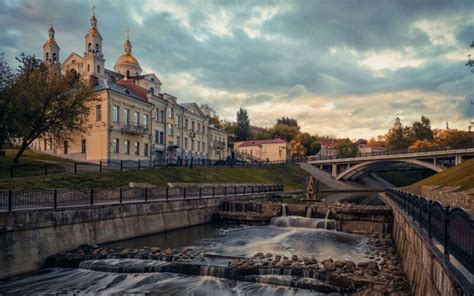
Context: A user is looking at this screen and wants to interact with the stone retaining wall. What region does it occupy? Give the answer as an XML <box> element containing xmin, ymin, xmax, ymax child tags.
<box><xmin>379</xmin><ymin>193</ymin><xmax>464</xmax><ymax>296</ymax></box>
<box><xmin>0</xmin><ymin>194</ymin><xmax>269</xmax><ymax>280</ymax></box>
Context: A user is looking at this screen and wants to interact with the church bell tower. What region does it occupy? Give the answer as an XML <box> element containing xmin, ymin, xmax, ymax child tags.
<box><xmin>83</xmin><ymin>5</ymin><xmax>105</xmax><ymax>79</ymax></box>
<box><xmin>43</xmin><ymin>20</ymin><xmax>60</xmax><ymax>67</ymax></box>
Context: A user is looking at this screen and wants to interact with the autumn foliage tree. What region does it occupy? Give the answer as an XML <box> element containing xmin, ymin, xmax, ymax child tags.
<box><xmin>434</xmin><ymin>129</ymin><xmax>472</xmax><ymax>148</ymax></box>
<box><xmin>290</xmin><ymin>139</ymin><xmax>306</xmax><ymax>157</ymax></box>
<box><xmin>335</xmin><ymin>139</ymin><xmax>358</xmax><ymax>157</ymax></box>
<box><xmin>3</xmin><ymin>54</ymin><xmax>97</xmax><ymax>164</ymax></box>
<box><xmin>0</xmin><ymin>54</ymin><xmax>14</xmax><ymax>152</ymax></box>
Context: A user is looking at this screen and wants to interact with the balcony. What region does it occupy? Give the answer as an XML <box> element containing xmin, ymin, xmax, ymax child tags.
<box><xmin>212</xmin><ymin>141</ymin><xmax>226</xmax><ymax>150</ymax></box>
<box><xmin>121</xmin><ymin>123</ymin><xmax>148</xmax><ymax>135</ymax></box>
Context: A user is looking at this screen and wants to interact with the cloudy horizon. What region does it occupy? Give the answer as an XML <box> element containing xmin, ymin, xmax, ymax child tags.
<box><xmin>1</xmin><ymin>0</ymin><xmax>474</xmax><ymax>139</ymax></box>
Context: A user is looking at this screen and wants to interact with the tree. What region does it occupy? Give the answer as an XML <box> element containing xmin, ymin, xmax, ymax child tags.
<box><xmin>251</xmin><ymin>128</ymin><xmax>273</xmax><ymax>140</ymax></box>
<box><xmin>7</xmin><ymin>54</ymin><xmax>97</xmax><ymax>163</ymax></box>
<box><xmin>296</xmin><ymin>132</ymin><xmax>321</xmax><ymax>156</ymax></box>
<box><xmin>209</xmin><ymin>115</ymin><xmax>222</xmax><ymax>129</ymax></box>
<box><xmin>411</xmin><ymin>116</ymin><xmax>433</xmax><ymax>141</ymax></box>
<box><xmin>385</xmin><ymin>126</ymin><xmax>412</xmax><ymax>151</ymax></box>
<box><xmin>235</xmin><ymin>107</ymin><xmax>250</xmax><ymax>141</ymax></box>
<box><xmin>276</xmin><ymin>117</ymin><xmax>298</xmax><ymax>127</ymax></box>
<box><xmin>221</xmin><ymin>120</ymin><xmax>236</xmax><ymax>135</ymax></box>
<box><xmin>434</xmin><ymin>129</ymin><xmax>472</xmax><ymax>148</ymax></box>
<box><xmin>368</xmin><ymin>137</ymin><xmax>385</xmax><ymax>147</ymax></box>
<box><xmin>290</xmin><ymin>139</ymin><xmax>306</xmax><ymax>157</ymax></box>
<box><xmin>271</xmin><ymin>124</ymin><xmax>300</xmax><ymax>142</ymax></box>
<box><xmin>409</xmin><ymin>139</ymin><xmax>437</xmax><ymax>150</ymax></box>
<box><xmin>335</xmin><ymin>139</ymin><xmax>358</xmax><ymax>158</ymax></box>
<box><xmin>0</xmin><ymin>53</ymin><xmax>14</xmax><ymax>151</ymax></box>
<box><xmin>355</xmin><ymin>138</ymin><xmax>368</xmax><ymax>145</ymax></box>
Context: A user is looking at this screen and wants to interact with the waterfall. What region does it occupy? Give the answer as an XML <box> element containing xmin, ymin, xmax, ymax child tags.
<box><xmin>306</xmin><ymin>207</ymin><xmax>312</xmax><ymax>218</ymax></box>
<box><xmin>324</xmin><ymin>210</ymin><xmax>333</xmax><ymax>230</ymax></box>
<box><xmin>281</xmin><ymin>203</ymin><xmax>287</xmax><ymax>216</ymax></box>
<box><xmin>79</xmin><ymin>259</ymin><xmax>169</xmax><ymax>273</ymax></box>
<box><xmin>270</xmin><ymin>216</ymin><xmax>336</xmax><ymax>230</ymax></box>
<box><xmin>200</xmin><ymin>265</ymin><xmax>227</xmax><ymax>278</ymax></box>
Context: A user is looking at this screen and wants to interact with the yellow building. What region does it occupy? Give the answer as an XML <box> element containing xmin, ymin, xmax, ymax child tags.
<box><xmin>33</xmin><ymin>10</ymin><xmax>228</xmax><ymax>163</ymax></box>
<box><xmin>234</xmin><ymin>139</ymin><xmax>288</xmax><ymax>162</ymax></box>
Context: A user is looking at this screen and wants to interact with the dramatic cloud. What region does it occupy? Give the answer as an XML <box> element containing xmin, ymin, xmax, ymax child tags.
<box><xmin>1</xmin><ymin>0</ymin><xmax>474</xmax><ymax>138</ymax></box>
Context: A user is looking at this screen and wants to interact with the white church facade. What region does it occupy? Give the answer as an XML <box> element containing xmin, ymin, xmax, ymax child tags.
<box><xmin>32</xmin><ymin>9</ymin><xmax>229</xmax><ymax>163</ymax></box>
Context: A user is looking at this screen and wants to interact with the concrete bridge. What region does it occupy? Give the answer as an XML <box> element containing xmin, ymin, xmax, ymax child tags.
<box><xmin>308</xmin><ymin>147</ymin><xmax>474</xmax><ymax>180</ymax></box>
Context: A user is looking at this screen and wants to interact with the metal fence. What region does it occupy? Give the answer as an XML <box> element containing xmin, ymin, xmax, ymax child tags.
<box><xmin>0</xmin><ymin>184</ymin><xmax>283</xmax><ymax>212</ymax></box>
<box><xmin>0</xmin><ymin>158</ymin><xmax>300</xmax><ymax>179</ymax></box>
<box><xmin>385</xmin><ymin>188</ymin><xmax>473</xmax><ymax>278</ymax></box>
<box><xmin>309</xmin><ymin>144</ymin><xmax>474</xmax><ymax>161</ymax></box>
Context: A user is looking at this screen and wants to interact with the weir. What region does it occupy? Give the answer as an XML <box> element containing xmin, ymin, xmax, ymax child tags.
<box><xmin>0</xmin><ymin>188</ymin><xmax>280</xmax><ymax>279</ymax></box>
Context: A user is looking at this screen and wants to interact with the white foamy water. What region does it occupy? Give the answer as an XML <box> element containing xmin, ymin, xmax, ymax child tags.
<box><xmin>270</xmin><ymin>216</ymin><xmax>336</xmax><ymax>230</ymax></box>
<box><xmin>0</xmin><ymin>224</ymin><xmax>372</xmax><ymax>295</ymax></box>
<box><xmin>0</xmin><ymin>268</ymin><xmax>330</xmax><ymax>295</ymax></box>
<box><xmin>196</xmin><ymin>224</ymin><xmax>370</xmax><ymax>261</ymax></box>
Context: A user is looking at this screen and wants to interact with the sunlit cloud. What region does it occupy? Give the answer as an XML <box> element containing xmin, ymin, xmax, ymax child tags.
<box><xmin>1</xmin><ymin>0</ymin><xmax>474</xmax><ymax>139</ymax></box>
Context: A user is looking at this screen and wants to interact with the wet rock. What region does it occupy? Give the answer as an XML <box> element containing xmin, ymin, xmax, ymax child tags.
<box><xmin>334</xmin><ymin>260</ymin><xmax>344</xmax><ymax>268</ymax></box>
<box><xmin>265</xmin><ymin>253</ymin><xmax>273</xmax><ymax>258</ymax></box>
<box><xmin>291</xmin><ymin>255</ymin><xmax>298</xmax><ymax>261</ymax></box>
<box><xmin>324</xmin><ymin>262</ymin><xmax>336</xmax><ymax>271</ymax></box>
<box><xmin>367</xmin><ymin>261</ymin><xmax>379</xmax><ymax>270</ymax></box>
<box><xmin>344</xmin><ymin>260</ymin><xmax>356</xmax><ymax>271</ymax></box>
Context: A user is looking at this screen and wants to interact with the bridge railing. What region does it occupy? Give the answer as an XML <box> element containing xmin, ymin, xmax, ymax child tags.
<box><xmin>309</xmin><ymin>144</ymin><xmax>474</xmax><ymax>161</ymax></box>
<box><xmin>385</xmin><ymin>188</ymin><xmax>473</xmax><ymax>282</ymax></box>
<box><xmin>0</xmin><ymin>184</ymin><xmax>284</xmax><ymax>212</ymax></box>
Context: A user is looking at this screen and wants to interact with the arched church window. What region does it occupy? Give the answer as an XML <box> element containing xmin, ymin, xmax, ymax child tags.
<box><xmin>149</xmin><ymin>87</ymin><xmax>154</xmax><ymax>95</ymax></box>
<box><xmin>88</xmin><ymin>43</ymin><xmax>92</xmax><ymax>52</ymax></box>
<box><xmin>126</xmin><ymin>70</ymin><xmax>130</xmax><ymax>77</ymax></box>
<box><xmin>45</xmin><ymin>52</ymin><xmax>49</xmax><ymax>61</ymax></box>
<box><xmin>136</xmin><ymin>72</ymin><xmax>138</xmax><ymax>76</ymax></box>
<box><xmin>96</xmin><ymin>44</ymin><xmax>100</xmax><ymax>53</ymax></box>
<box><xmin>87</xmin><ymin>64</ymin><xmax>91</xmax><ymax>72</ymax></box>
<box><xmin>52</xmin><ymin>53</ymin><xmax>57</xmax><ymax>63</ymax></box>
<box><xmin>97</xmin><ymin>65</ymin><xmax>100</xmax><ymax>74</ymax></box>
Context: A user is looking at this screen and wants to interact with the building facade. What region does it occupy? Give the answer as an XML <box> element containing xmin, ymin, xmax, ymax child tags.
<box><xmin>234</xmin><ymin>139</ymin><xmax>288</xmax><ymax>162</ymax></box>
<box><xmin>33</xmin><ymin>11</ymin><xmax>228</xmax><ymax>163</ymax></box>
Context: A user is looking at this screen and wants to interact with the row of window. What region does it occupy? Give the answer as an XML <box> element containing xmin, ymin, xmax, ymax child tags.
<box><xmin>112</xmin><ymin>139</ymin><xmax>149</xmax><ymax>156</ymax></box>
<box><xmin>62</xmin><ymin>140</ymin><xmax>86</xmax><ymax>154</ymax></box>
<box><xmin>112</xmin><ymin>105</ymin><xmax>149</xmax><ymax>129</ymax></box>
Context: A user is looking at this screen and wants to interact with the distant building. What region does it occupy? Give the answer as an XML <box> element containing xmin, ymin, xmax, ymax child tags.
<box><xmin>234</xmin><ymin>139</ymin><xmax>287</xmax><ymax>162</ymax></box>
<box><xmin>357</xmin><ymin>144</ymin><xmax>387</xmax><ymax>154</ymax></box>
<box><xmin>316</xmin><ymin>140</ymin><xmax>338</xmax><ymax>158</ymax></box>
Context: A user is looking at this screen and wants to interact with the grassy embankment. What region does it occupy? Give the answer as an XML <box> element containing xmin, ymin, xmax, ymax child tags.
<box><xmin>0</xmin><ymin>148</ymin><xmax>77</xmax><ymax>177</ymax></box>
<box><xmin>407</xmin><ymin>158</ymin><xmax>474</xmax><ymax>192</ymax></box>
<box><xmin>0</xmin><ymin>149</ymin><xmax>311</xmax><ymax>191</ymax></box>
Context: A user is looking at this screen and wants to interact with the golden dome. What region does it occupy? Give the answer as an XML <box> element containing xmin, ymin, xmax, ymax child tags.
<box><xmin>116</xmin><ymin>53</ymin><xmax>140</xmax><ymax>66</ymax></box>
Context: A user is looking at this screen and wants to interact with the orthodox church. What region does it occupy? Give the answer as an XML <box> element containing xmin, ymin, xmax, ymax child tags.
<box><xmin>34</xmin><ymin>9</ymin><xmax>228</xmax><ymax>163</ymax></box>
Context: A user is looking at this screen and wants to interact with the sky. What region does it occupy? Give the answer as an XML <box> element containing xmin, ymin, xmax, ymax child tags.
<box><xmin>1</xmin><ymin>0</ymin><xmax>474</xmax><ymax>139</ymax></box>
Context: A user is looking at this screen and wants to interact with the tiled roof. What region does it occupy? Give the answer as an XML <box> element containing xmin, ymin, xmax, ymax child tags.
<box><xmin>237</xmin><ymin>138</ymin><xmax>286</xmax><ymax>148</ymax></box>
<box><xmin>116</xmin><ymin>79</ymin><xmax>149</xmax><ymax>101</ymax></box>
<box><xmin>92</xmin><ymin>78</ymin><xmax>150</xmax><ymax>104</ymax></box>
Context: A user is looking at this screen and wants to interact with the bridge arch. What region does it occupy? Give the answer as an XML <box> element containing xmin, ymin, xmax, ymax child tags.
<box><xmin>335</xmin><ymin>159</ymin><xmax>444</xmax><ymax>180</ymax></box>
